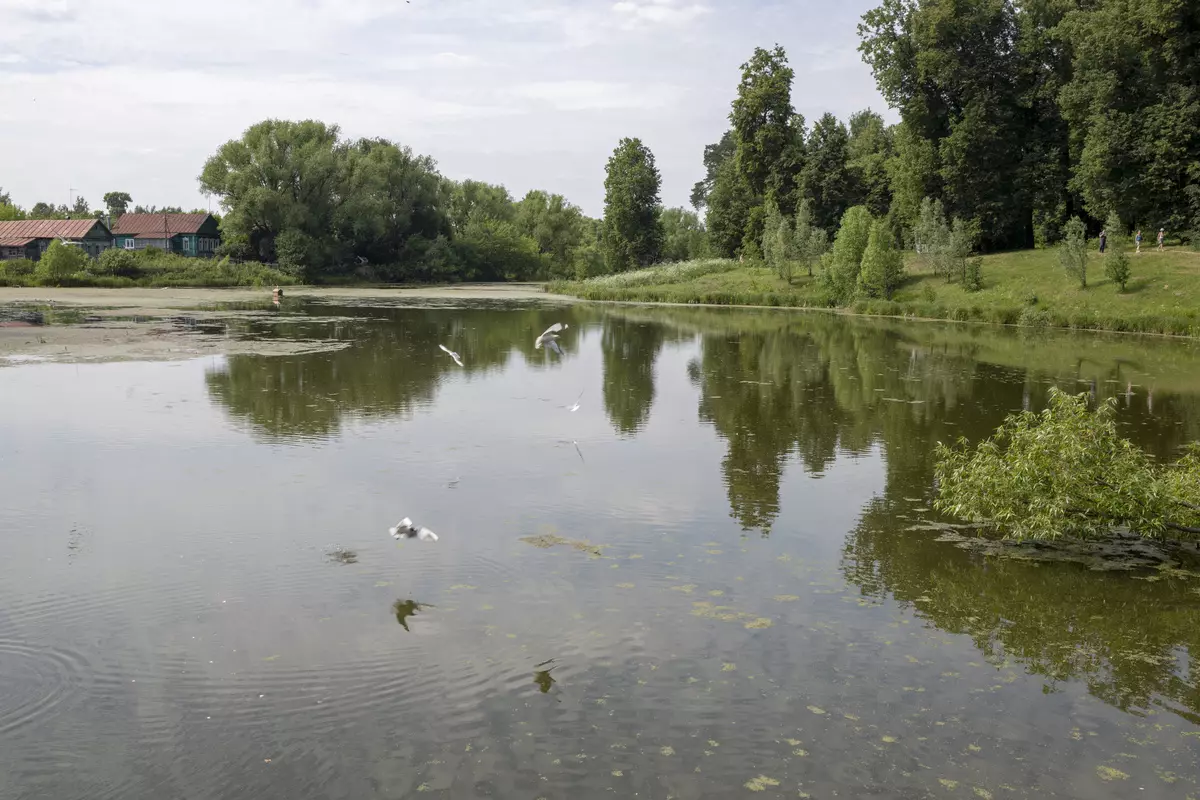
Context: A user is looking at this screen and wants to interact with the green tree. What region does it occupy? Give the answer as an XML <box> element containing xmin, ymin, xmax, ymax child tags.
<box><xmin>792</xmin><ymin>199</ymin><xmax>828</xmax><ymax>278</ymax></box>
<box><xmin>30</xmin><ymin>202</ymin><xmax>57</xmax><ymax>218</ymax></box>
<box><xmin>602</xmin><ymin>137</ymin><xmax>663</xmax><ymax>272</ymax></box>
<box><xmin>705</xmin><ymin>158</ymin><xmax>753</xmax><ymax>258</ymax></box>
<box><xmin>1058</xmin><ymin>216</ymin><xmax>1088</xmax><ymax>288</ymax></box>
<box><xmin>1103</xmin><ymin>211</ymin><xmax>1131</xmax><ymax>292</ymax></box>
<box><xmin>1058</xmin><ymin>0</ymin><xmax>1200</xmax><ymax>232</ymax></box>
<box><xmin>886</xmin><ymin>122</ymin><xmax>939</xmax><ymax>231</ymax></box>
<box><xmin>935</xmin><ymin>389</ymin><xmax>1200</xmax><ymax>541</ymax></box>
<box><xmin>950</xmin><ymin>217</ymin><xmax>984</xmax><ymax>291</ymax></box>
<box><xmin>200</xmin><ymin>119</ymin><xmax>343</xmax><ymax>267</ymax></box>
<box><xmin>660</xmin><ymin>207</ymin><xmax>708</xmax><ymax>262</ymax></box>
<box><xmin>730</xmin><ymin>45</ymin><xmax>801</xmax><ymax>219</ymax></box>
<box><xmin>846</xmin><ymin>109</ymin><xmax>894</xmax><ymax>217</ymax></box>
<box><xmin>334</xmin><ymin>137</ymin><xmax>448</xmax><ymax>267</ymax></box>
<box><xmin>690</xmin><ymin>130</ymin><xmax>735</xmax><ymax>210</ymax></box>
<box><xmin>914</xmin><ymin>196</ymin><xmax>951</xmax><ymax>275</ymax></box>
<box><xmin>762</xmin><ymin>204</ymin><xmax>795</xmax><ymax>282</ymax></box>
<box><xmin>447</xmin><ymin>180</ymin><xmax>515</xmax><ymax>232</ymax></box>
<box><xmin>857</xmin><ymin>219</ymin><xmax>904</xmax><ymax>298</ymax></box>
<box><xmin>36</xmin><ymin>240</ymin><xmax>90</xmax><ymax>282</ymax></box>
<box><xmin>457</xmin><ymin>218</ymin><xmax>546</xmax><ymax>281</ymax></box>
<box><xmin>516</xmin><ymin>190</ymin><xmax>587</xmax><ymax>278</ymax></box>
<box><xmin>822</xmin><ymin>205</ymin><xmax>874</xmax><ymax>303</ymax></box>
<box><xmin>859</xmin><ymin>0</ymin><xmax>1068</xmax><ymax>250</ymax></box>
<box><xmin>0</xmin><ymin>200</ymin><xmax>25</xmax><ymax>221</ymax></box>
<box><xmin>800</xmin><ymin>113</ymin><xmax>854</xmax><ymax>232</ymax></box>
<box><xmin>103</xmin><ymin>191</ymin><xmax>132</xmax><ymax>219</ymax></box>
<box><xmin>71</xmin><ymin>196</ymin><xmax>90</xmax><ymax>216</ymax></box>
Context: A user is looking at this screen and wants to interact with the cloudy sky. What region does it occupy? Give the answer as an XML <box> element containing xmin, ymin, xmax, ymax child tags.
<box><xmin>0</xmin><ymin>0</ymin><xmax>889</xmax><ymax>217</ymax></box>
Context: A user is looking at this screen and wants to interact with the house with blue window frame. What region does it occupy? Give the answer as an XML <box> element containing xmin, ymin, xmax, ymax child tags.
<box><xmin>111</xmin><ymin>213</ymin><xmax>221</xmax><ymax>257</ymax></box>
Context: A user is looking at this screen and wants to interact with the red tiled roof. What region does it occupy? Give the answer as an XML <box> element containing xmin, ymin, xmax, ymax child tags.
<box><xmin>0</xmin><ymin>237</ymin><xmax>36</xmax><ymax>247</ymax></box>
<box><xmin>112</xmin><ymin>213</ymin><xmax>211</xmax><ymax>237</ymax></box>
<box><xmin>0</xmin><ymin>219</ymin><xmax>105</xmax><ymax>239</ymax></box>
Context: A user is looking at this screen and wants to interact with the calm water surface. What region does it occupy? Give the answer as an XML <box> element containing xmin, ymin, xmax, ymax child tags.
<box><xmin>2</xmin><ymin>301</ymin><xmax>1199</xmax><ymax>800</ymax></box>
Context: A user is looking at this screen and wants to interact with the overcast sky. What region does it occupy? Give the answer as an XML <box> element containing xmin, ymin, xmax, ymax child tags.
<box><xmin>0</xmin><ymin>0</ymin><xmax>890</xmax><ymax>217</ymax></box>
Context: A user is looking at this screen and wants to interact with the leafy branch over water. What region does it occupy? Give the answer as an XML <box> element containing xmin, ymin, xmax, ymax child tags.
<box><xmin>935</xmin><ymin>389</ymin><xmax>1200</xmax><ymax>541</ymax></box>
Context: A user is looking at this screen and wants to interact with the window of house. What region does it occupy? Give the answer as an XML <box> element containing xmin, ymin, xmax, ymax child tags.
<box><xmin>124</xmin><ymin>238</ymin><xmax>135</xmax><ymax>250</ymax></box>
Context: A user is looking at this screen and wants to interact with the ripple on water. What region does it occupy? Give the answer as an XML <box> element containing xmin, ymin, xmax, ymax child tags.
<box><xmin>0</xmin><ymin>639</ymin><xmax>89</xmax><ymax>736</ymax></box>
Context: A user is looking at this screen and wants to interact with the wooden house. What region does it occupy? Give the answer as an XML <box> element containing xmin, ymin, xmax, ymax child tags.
<box><xmin>0</xmin><ymin>218</ymin><xmax>114</xmax><ymax>261</ymax></box>
<box><xmin>111</xmin><ymin>213</ymin><xmax>221</xmax><ymax>257</ymax></box>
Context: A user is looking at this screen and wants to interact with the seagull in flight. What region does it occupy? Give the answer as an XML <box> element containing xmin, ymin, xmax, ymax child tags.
<box><xmin>439</xmin><ymin>344</ymin><xmax>463</xmax><ymax>367</ymax></box>
<box><xmin>535</xmin><ymin>323</ymin><xmax>568</xmax><ymax>356</ymax></box>
<box><xmin>568</xmin><ymin>388</ymin><xmax>584</xmax><ymax>412</ymax></box>
<box><xmin>389</xmin><ymin>518</ymin><xmax>439</xmax><ymax>542</ymax></box>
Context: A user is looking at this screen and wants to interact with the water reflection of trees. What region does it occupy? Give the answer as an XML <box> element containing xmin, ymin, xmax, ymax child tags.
<box><xmin>631</xmin><ymin>306</ymin><xmax>1200</xmax><ymax>722</ymax></box>
<box><xmin>205</xmin><ymin>304</ymin><xmax>590</xmax><ymax>440</ymax></box>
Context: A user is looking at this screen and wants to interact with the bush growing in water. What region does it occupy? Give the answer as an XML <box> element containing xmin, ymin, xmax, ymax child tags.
<box><xmin>935</xmin><ymin>388</ymin><xmax>1200</xmax><ymax>541</ymax></box>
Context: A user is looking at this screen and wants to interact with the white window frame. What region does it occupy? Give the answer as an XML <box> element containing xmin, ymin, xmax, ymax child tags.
<box><xmin>182</xmin><ymin>237</ymin><xmax>191</xmax><ymax>252</ymax></box>
<box><xmin>124</xmin><ymin>238</ymin><xmax>135</xmax><ymax>250</ymax></box>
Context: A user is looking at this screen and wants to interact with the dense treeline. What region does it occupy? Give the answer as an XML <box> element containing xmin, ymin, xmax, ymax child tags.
<box><xmin>698</xmin><ymin>0</ymin><xmax>1199</xmax><ymax>262</ymax></box>
<box><xmin>194</xmin><ymin>120</ymin><xmax>706</xmax><ymax>283</ymax></box>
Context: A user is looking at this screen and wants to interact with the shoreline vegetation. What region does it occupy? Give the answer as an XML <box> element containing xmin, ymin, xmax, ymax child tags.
<box><xmin>548</xmin><ymin>248</ymin><xmax>1200</xmax><ymax>338</ymax></box>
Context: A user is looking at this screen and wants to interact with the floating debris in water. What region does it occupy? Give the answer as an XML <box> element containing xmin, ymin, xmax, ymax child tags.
<box><xmin>744</xmin><ymin>775</ymin><xmax>780</xmax><ymax>792</ymax></box>
<box><xmin>519</xmin><ymin>533</ymin><xmax>605</xmax><ymax>557</ymax></box>
<box><xmin>1096</xmin><ymin>766</ymin><xmax>1129</xmax><ymax>781</ymax></box>
<box><xmin>326</xmin><ymin>548</ymin><xmax>358</xmax><ymax>564</ymax></box>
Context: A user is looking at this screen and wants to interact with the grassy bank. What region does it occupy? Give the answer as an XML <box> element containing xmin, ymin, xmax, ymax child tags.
<box><xmin>549</xmin><ymin>248</ymin><xmax>1200</xmax><ymax>337</ymax></box>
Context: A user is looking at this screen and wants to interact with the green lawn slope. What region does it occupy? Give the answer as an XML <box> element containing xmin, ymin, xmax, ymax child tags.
<box><xmin>549</xmin><ymin>247</ymin><xmax>1200</xmax><ymax>337</ymax></box>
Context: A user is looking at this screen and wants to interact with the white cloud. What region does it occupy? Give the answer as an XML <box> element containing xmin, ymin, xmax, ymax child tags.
<box><xmin>0</xmin><ymin>0</ymin><xmax>888</xmax><ymax>216</ymax></box>
<box><xmin>511</xmin><ymin>80</ymin><xmax>684</xmax><ymax>111</ymax></box>
<box><xmin>612</xmin><ymin>0</ymin><xmax>711</xmax><ymax>27</ymax></box>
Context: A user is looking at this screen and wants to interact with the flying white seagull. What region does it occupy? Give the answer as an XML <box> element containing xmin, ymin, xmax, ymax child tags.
<box><xmin>389</xmin><ymin>518</ymin><xmax>439</xmax><ymax>542</ymax></box>
<box><xmin>568</xmin><ymin>388</ymin><xmax>584</xmax><ymax>412</ymax></box>
<box><xmin>438</xmin><ymin>344</ymin><xmax>463</xmax><ymax>367</ymax></box>
<box><xmin>535</xmin><ymin>323</ymin><xmax>568</xmax><ymax>356</ymax></box>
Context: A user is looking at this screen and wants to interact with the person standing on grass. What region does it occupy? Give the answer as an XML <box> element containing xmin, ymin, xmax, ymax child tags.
<box><xmin>1099</xmin><ymin>228</ymin><xmax>1107</xmax><ymax>254</ymax></box>
<box><xmin>1158</xmin><ymin>228</ymin><xmax>1165</xmax><ymax>250</ymax></box>
<box><xmin>1135</xmin><ymin>230</ymin><xmax>1143</xmax><ymax>253</ymax></box>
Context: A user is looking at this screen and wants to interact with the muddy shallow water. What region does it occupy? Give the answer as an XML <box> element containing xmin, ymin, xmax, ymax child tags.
<box><xmin>1</xmin><ymin>299</ymin><xmax>1198</xmax><ymax>800</ymax></box>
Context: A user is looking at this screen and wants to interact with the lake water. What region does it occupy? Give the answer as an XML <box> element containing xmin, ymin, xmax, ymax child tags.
<box><xmin>2</xmin><ymin>299</ymin><xmax>1199</xmax><ymax>800</ymax></box>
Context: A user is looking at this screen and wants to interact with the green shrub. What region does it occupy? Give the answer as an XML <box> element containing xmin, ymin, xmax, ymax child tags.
<box><xmin>1</xmin><ymin>258</ymin><xmax>36</xmax><ymax>278</ymax></box>
<box><xmin>1018</xmin><ymin>306</ymin><xmax>1052</xmax><ymax>328</ymax></box>
<box><xmin>96</xmin><ymin>248</ymin><xmax>141</xmax><ymax>277</ymax></box>
<box><xmin>36</xmin><ymin>240</ymin><xmax>91</xmax><ymax>282</ymax></box>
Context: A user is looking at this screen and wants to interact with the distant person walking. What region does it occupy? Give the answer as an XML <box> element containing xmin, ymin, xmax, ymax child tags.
<box><xmin>1157</xmin><ymin>228</ymin><xmax>1165</xmax><ymax>251</ymax></box>
<box><xmin>1135</xmin><ymin>230</ymin><xmax>1143</xmax><ymax>253</ymax></box>
<box><xmin>1098</xmin><ymin>229</ymin><xmax>1107</xmax><ymax>254</ymax></box>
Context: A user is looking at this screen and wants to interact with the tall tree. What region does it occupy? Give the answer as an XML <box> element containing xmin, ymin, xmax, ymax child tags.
<box><xmin>690</xmin><ymin>131</ymin><xmax>735</xmax><ymax>210</ymax></box>
<box><xmin>71</xmin><ymin>196</ymin><xmax>90</xmax><ymax>215</ymax></box>
<box><xmin>515</xmin><ymin>190</ymin><xmax>587</xmax><ymax>278</ymax></box>
<box><xmin>200</xmin><ymin>119</ymin><xmax>343</xmax><ymax>267</ymax></box>
<box><xmin>334</xmin><ymin>138</ymin><xmax>448</xmax><ymax>266</ymax></box>
<box><xmin>846</xmin><ymin>110</ymin><xmax>894</xmax><ymax>217</ymax></box>
<box><xmin>602</xmin><ymin>137</ymin><xmax>664</xmax><ymax>272</ymax></box>
<box><xmin>447</xmin><ymin>180</ymin><xmax>515</xmax><ymax>232</ymax></box>
<box><xmin>705</xmin><ymin>157</ymin><xmax>753</xmax><ymax>258</ymax></box>
<box><xmin>859</xmin><ymin>0</ymin><xmax>1060</xmax><ymax>250</ymax></box>
<box><xmin>103</xmin><ymin>191</ymin><xmax>132</xmax><ymax>219</ymax></box>
<box><xmin>730</xmin><ymin>45</ymin><xmax>801</xmax><ymax>215</ymax></box>
<box><xmin>801</xmin><ymin>113</ymin><xmax>854</xmax><ymax>232</ymax></box>
<box><xmin>1058</xmin><ymin>0</ymin><xmax>1200</xmax><ymax>232</ymax></box>
<box><xmin>660</xmin><ymin>207</ymin><xmax>708</xmax><ymax>262</ymax></box>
